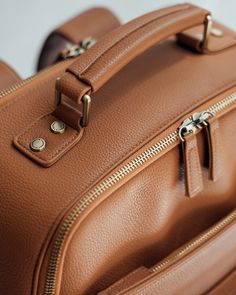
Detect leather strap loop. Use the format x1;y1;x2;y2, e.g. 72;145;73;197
56;4;209;105
37;8;120;71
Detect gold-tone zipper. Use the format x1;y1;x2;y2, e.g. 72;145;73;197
151;209;236;273
0;60;70;99
43;90;236;295
0;37;97;99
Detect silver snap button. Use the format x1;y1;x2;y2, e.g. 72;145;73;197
30;138;46;152
210;28;224;37
50;120;66;134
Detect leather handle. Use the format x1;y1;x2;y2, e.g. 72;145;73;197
56;3;210;106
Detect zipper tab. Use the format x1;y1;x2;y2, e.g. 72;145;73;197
181;132;203;198
179;111;213;141
178;111;212;198
192;111;213;128
206;117;222;181
59;37;96;60
179;110;216;197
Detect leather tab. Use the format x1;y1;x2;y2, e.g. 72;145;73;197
177;22;236;54
13;114;83;167
98;267;150;295
183;134;203;197
207;117;222;181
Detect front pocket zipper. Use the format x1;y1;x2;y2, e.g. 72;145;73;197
42;90;236;295
98;208;236;294
151;208;236;273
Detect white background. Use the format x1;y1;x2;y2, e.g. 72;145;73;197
0;0;236;77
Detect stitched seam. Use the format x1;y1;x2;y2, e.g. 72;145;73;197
79;4;191;77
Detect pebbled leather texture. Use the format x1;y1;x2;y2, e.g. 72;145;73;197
183;133;203;197
207;117;222;182
0;59;21;90
37;7;120;71
1;3;236;295
98;213;236;294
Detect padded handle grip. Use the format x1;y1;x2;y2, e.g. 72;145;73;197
56;4;210;105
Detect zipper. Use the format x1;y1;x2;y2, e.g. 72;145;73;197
0;37;96;99
151;209;236;273
58;37;96;60
43;90;236;295
178;110;213;141
0;60;69;99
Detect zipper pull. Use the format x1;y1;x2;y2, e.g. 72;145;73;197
59;37;96;60
206;116;222;181
179;116;203;198
191;110;221;181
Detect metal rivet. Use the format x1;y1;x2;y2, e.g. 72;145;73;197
210;28;224;37
50;120;66;134
30;138;46;152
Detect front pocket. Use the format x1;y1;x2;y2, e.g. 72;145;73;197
98;209;236;295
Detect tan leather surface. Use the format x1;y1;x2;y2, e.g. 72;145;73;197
183;133;203;197
98;267;151;295
207;117;222;181
208;268;236;295
37;8;120;70
0;59;21;90
0;4;236;295
13;113;84;167
98;214;236;294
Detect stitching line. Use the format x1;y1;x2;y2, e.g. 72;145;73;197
78;4;191;77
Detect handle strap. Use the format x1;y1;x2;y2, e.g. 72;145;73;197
37;7;120;71
55;4;210;127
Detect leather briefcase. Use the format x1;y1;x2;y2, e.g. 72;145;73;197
1;3;236;295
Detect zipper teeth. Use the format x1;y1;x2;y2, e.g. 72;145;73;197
207;92;236;115
44;130;178;295
0;60;69;99
43;90;236;295
0;77;34;98
151;210;236;273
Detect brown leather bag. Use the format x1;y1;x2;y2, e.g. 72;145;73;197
1;3;236;295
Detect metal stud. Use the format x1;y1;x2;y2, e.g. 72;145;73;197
30;138;46;152
50;120;66;134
